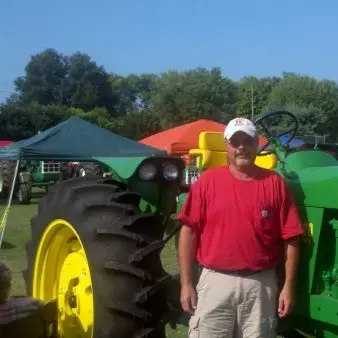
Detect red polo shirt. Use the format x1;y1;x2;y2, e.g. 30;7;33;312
177;165;304;271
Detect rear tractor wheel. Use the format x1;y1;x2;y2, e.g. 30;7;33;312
78;162;104;178
24;177;169;338
0;160;19;199
18;183;32;204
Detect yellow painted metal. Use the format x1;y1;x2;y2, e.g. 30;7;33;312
254;152;277;169
189;148;226;169
189;131;277;171
33;219;94;337
198;131;226;152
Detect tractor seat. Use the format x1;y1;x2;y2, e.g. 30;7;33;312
189;131;277;171
0;298;58;338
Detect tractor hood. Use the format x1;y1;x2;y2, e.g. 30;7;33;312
94;155;185;182
93;156;147;180
276;150;338;209
283;166;338;209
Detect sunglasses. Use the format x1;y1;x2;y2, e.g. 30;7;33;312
228;137;256;148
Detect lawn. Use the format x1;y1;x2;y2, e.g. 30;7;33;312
0;191;188;338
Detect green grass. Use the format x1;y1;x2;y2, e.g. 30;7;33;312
0;191;188;337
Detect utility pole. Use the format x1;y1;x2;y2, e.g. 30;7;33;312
251;85;254;120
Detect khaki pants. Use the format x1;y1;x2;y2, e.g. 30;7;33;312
189;268;278;338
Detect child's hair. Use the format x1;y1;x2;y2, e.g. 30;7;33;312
0;262;12;303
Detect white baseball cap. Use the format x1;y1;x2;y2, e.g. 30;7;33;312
224;117;257;140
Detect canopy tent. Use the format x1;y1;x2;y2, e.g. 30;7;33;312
279;135;304;148
0;117;165;161
140;119;226;155
139;119;268;155
0;141;13;147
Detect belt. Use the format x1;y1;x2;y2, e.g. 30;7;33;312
204;267;263;277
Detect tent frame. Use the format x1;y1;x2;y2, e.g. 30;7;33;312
0;160;20;248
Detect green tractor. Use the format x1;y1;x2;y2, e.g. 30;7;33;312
0;159;62;204
22;111;338;337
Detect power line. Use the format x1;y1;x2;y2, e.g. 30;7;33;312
251;85;254;120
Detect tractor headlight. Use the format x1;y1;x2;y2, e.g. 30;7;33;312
139;163;157;180
163;162;179;181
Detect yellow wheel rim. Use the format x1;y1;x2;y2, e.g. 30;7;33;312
33;219;94;337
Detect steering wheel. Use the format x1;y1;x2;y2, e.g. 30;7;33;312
254;110;298;156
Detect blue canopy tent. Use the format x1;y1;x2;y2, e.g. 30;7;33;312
279;135;304;148
0;116;165;161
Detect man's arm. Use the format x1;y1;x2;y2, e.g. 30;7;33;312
176;179;205;313
278;236;301;317
176;179;205;286
278;176;304;317
178;225;198;287
284;236;300;290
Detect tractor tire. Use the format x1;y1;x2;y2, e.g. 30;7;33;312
18;183;32;204
60;163;74;181
0;160;18;198
79;162;104;178
24;177;168;338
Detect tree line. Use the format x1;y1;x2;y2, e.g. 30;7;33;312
0;48;337;143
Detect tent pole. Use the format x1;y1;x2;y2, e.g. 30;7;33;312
0;160;20;248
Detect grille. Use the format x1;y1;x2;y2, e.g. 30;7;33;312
183;155;200;185
41;161;60;174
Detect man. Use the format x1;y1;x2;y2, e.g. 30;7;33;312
177;117;304;338
0;261;44;325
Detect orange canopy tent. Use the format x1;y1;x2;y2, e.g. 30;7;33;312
139;119;267;155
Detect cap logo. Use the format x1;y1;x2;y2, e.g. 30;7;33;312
233;118;245;126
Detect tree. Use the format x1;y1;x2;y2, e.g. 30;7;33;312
61;52;119;114
267;73;338;138
235;76;281;118
0;101;70;140
3;47;338;143
14;48;68;105
151;67;237;129
12;49;120;116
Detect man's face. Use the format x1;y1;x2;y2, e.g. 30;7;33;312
225;131;258;167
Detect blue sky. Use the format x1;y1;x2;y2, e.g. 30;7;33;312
0;0;337;102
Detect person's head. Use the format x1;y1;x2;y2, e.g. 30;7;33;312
224;117;259;169
0;262;12;303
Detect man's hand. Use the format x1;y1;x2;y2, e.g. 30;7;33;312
278;283;295;318
180;284;197;314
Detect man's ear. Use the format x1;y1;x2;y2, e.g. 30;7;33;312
224;138;229;150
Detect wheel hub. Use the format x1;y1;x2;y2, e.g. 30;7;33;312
79;168;86;177
58;239;93;336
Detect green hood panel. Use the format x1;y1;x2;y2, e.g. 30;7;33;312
275;150;338;208
287;166;338;209
93;156;148;180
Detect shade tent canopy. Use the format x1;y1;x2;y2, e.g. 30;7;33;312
139;119;226;155
139;119;268;154
0;141;14;147
279;135;304;148
0;117;165;161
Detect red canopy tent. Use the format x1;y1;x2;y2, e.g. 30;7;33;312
139;119;267;155
0;141;13;147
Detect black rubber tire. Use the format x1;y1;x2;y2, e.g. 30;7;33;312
60;163;74;181
0;160;18;198
80;162;104;178
24;176;168;338
18;183;32;204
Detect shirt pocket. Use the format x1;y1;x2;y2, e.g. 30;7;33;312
253;206;279;237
